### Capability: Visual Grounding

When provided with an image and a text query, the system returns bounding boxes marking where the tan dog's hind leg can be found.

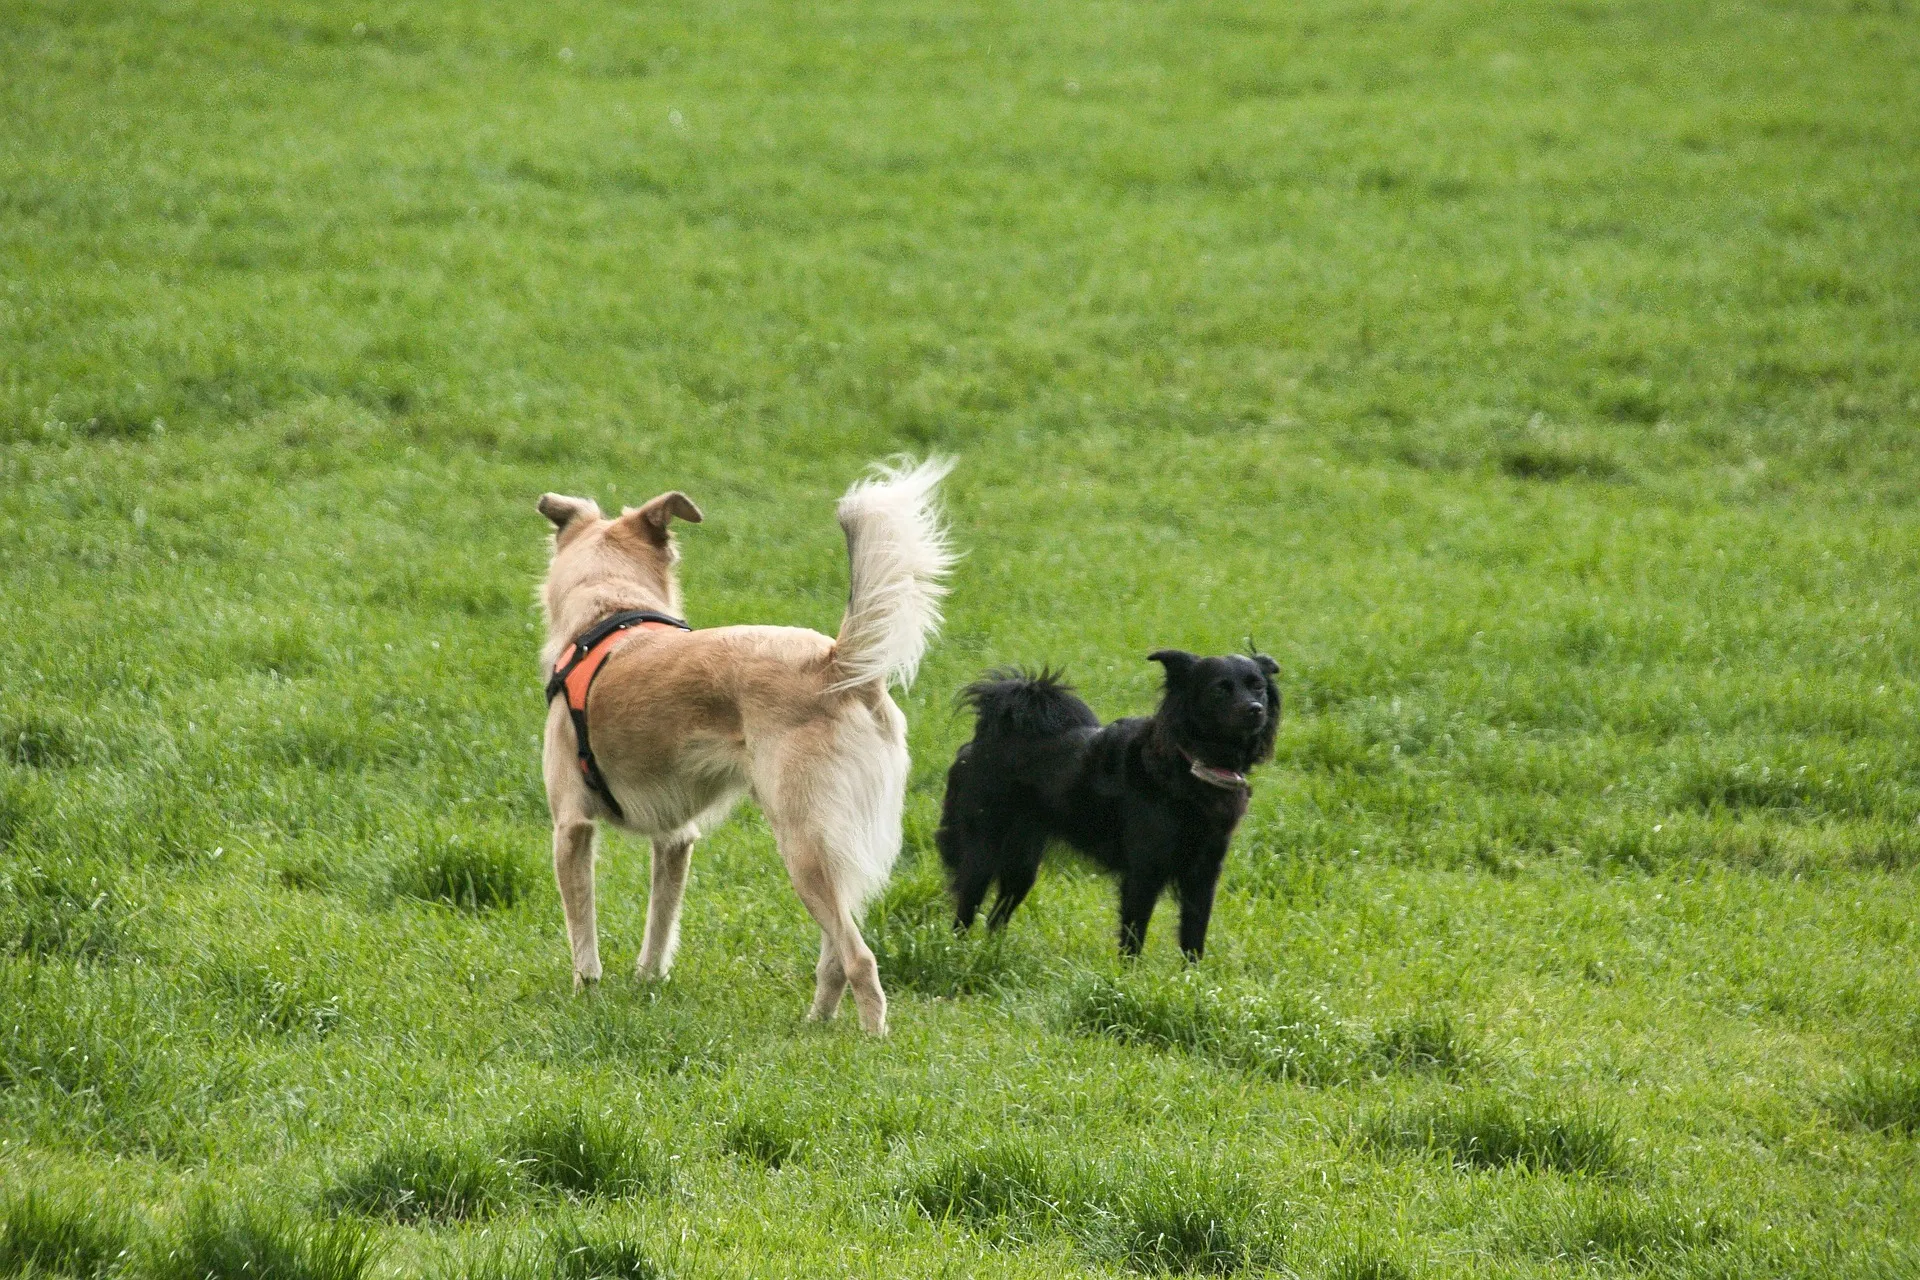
[637,833,694,980]
[553,820,601,989]
[811,932,848,1020]
[779,830,886,1035]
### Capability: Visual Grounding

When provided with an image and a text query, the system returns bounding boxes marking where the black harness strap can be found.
[546,609,691,820]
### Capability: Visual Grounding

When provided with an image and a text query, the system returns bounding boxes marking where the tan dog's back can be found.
[586,625,836,784]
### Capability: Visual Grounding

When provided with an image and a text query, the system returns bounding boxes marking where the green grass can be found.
[1831,1069,1920,1136]
[1094,1158,1283,1276]
[1363,1094,1627,1177]
[1323,1248,1413,1280]
[547,1224,671,1280]
[868,859,1043,996]
[719,1109,805,1172]
[1061,969,1476,1084]
[3,0,1919,1274]
[1062,969,1369,1084]
[903,1144,1283,1273]
[903,1139,1072,1234]
[388,828,536,913]
[0,1186,136,1278]
[146,1199,382,1280]
[503,1107,670,1199]
[1535,1188,1730,1268]
[0,860,127,960]
[323,1139,514,1224]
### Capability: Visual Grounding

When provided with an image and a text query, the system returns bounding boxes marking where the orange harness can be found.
[545,609,690,819]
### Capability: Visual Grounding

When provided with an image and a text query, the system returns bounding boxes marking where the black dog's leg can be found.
[985,836,1044,930]
[1117,873,1165,957]
[951,859,995,933]
[1175,860,1224,960]
[938,745,993,933]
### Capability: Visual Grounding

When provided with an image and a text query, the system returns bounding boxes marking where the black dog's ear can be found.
[1253,654,1279,676]
[1147,649,1199,682]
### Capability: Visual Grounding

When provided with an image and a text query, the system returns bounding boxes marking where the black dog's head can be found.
[1147,649,1281,772]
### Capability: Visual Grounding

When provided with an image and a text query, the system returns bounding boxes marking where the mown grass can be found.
[3,0,1918,1274]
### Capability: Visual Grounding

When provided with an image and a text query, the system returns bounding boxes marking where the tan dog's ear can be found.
[538,493,601,531]
[627,491,703,544]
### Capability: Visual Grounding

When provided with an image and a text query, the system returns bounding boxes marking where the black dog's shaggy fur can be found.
[935,650,1280,958]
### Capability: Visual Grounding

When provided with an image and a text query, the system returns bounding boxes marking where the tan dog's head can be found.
[537,490,704,636]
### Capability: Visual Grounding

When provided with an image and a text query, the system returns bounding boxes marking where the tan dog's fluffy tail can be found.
[829,456,957,691]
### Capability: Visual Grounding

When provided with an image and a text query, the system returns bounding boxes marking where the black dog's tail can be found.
[959,668,1099,740]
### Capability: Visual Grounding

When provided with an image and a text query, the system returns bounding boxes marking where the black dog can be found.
[935,650,1279,958]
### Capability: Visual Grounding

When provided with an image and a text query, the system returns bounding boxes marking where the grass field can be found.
[3,0,1918,1275]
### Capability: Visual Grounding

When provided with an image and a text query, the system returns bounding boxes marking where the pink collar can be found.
[1180,748,1250,792]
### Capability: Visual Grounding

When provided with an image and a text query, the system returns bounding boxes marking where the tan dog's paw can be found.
[572,969,602,994]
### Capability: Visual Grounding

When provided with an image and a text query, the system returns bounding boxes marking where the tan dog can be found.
[536,458,954,1035]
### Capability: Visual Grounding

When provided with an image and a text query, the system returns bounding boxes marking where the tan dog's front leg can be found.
[553,820,600,989]
[637,835,693,980]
